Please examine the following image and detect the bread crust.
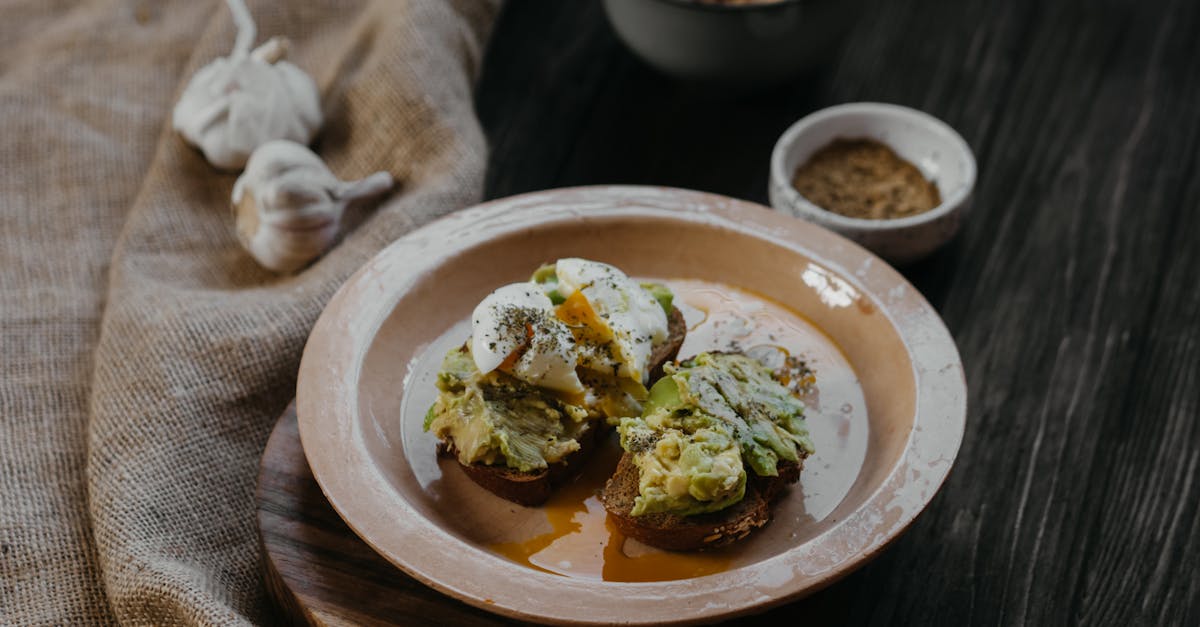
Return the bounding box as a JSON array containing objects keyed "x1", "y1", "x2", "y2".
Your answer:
[
  {"x1": 600, "y1": 453, "x2": 802, "y2": 551},
  {"x1": 449, "y1": 307, "x2": 688, "y2": 506},
  {"x1": 649, "y1": 307, "x2": 687, "y2": 382},
  {"x1": 440, "y1": 418, "x2": 605, "y2": 506}
]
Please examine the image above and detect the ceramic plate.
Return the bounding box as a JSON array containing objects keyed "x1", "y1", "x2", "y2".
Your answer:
[{"x1": 296, "y1": 186, "x2": 966, "y2": 625}]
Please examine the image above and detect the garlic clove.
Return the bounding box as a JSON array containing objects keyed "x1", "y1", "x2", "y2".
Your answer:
[
  {"x1": 252, "y1": 36, "x2": 288, "y2": 64},
  {"x1": 172, "y1": 0, "x2": 322, "y2": 171},
  {"x1": 335, "y1": 171, "x2": 396, "y2": 203},
  {"x1": 233, "y1": 140, "x2": 394, "y2": 274}
]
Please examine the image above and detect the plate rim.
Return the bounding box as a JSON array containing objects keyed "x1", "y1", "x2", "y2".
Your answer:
[{"x1": 296, "y1": 185, "x2": 967, "y2": 625}]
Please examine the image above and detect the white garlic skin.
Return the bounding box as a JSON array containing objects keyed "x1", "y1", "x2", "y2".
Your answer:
[
  {"x1": 173, "y1": 37, "x2": 322, "y2": 170},
  {"x1": 232, "y1": 140, "x2": 394, "y2": 274}
]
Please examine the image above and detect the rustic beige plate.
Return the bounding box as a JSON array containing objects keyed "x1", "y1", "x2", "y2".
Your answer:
[{"x1": 296, "y1": 186, "x2": 966, "y2": 625}]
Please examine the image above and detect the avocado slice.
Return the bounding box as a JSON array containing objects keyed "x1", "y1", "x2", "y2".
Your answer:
[
  {"x1": 530, "y1": 263, "x2": 566, "y2": 304},
  {"x1": 639, "y1": 282, "x2": 674, "y2": 317},
  {"x1": 616, "y1": 352, "x2": 815, "y2": 517}
]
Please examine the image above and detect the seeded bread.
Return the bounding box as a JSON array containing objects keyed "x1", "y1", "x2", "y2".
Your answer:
[
  {"x1": 446, "y1": 307, "x2": 687, "y2": 506},
  {"x1": 600, "y1": 452, "x2": 802, "y2": 551}
]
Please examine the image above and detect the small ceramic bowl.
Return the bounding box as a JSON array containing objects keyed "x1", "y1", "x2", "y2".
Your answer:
[
  {"x1": 602, "y1": 0, "x2": 860, "y2": 87},
  {"x1": 769, "y1": 102, "x2": 977, "y2": 264}
]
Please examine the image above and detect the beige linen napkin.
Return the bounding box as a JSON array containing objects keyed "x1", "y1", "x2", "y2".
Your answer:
[{"x1": 1, "y1": 1, "x2": 497, "y2": 624}]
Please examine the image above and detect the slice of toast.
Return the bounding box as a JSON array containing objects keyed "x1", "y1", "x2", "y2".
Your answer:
[
  {"x1": 442, "y1": 417, "x2": 605, "y2": 506},
  {"x1": 648, "y1": 306, "x2": 687, "y2": 382},
  {"x1": 600, "y1": 452, "x2": 802, "y2": 551},
  {"x1": 446, "y1": 307, "x2": 687, "y2": 506}
]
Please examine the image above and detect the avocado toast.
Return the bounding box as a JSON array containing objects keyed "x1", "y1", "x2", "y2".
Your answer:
[
  {"x1": 600, "y1": 352, "x2": 815, "y2": 550},
  {"x1": 424, "y1": 258, "x2": 687, "y2": 506}
]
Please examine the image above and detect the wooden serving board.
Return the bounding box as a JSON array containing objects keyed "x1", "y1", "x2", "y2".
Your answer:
[{"x1": 255, "y1": 403, "x2": 517, "y2": 626}]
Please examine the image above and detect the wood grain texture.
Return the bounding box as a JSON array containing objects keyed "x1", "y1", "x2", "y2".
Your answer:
[
  {"x1": 259, "y1": 0, "x2": 1200, "y2": 624},
  {"x1": 475, "y1": 0, "x2": 1200, "y2": 625},
  {"x1": 256, "y1": 405, "x2": 518, "y2": 627}
]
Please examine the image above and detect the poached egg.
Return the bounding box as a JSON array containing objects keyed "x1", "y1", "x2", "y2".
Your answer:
[
  {"x1": 553, "y1": 258, "x2": 669, "y2": 385},
  {"x1": 469, "y1": 259, "x2": 670, "y2": 397},
  {"x1": 471, "y1": 283, "x2": 584, "y2": 395}
]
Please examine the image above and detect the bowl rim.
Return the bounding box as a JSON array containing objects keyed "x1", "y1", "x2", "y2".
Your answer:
[
  {"x1": 770, "y1": 102, "x2": 977, "y2": 231},
  {"x1": 643, "y1": 0, "x2": 804, "y2": 13}
]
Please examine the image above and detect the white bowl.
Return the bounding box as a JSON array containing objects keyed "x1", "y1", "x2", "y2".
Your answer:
[
  {"x1": 602, "y1": 0, "x2": 860, "y2": 88},
  {"x1": 769, "y1": 102, "x2": 976, "y2": 264}
]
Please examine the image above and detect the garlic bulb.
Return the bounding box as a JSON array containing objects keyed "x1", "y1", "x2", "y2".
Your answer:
[
  {"x1": 232, "y1": 140, "x2": 394, "y2": 273},
  {"x1": 172, "y1": 0, "x2": 322, "y2": 170}
]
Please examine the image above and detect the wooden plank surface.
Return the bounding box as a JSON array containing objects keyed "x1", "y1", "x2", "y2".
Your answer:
[
  {"x1": 257, "y1": 405, "x2": 519, "y2": 627},
  {"x1": 258, "y1": 0, "x2": 1200, "y2": 625},
  {"x1": 476, "y1": 0, "x2": 1200, "y2": 625}
]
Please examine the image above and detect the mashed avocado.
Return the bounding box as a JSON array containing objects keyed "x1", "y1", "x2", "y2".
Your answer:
[
  {"x1": 620, "y1": 420, "x2": 746, "y2": 516},
  {"x1": 424, "y1": 346, "x2": 591, "y2": 472},
  {"x1": 617, "y1": 352, "x2": 815, "y2": 517},
  {"x1": 427, "y1": 267, "x2": 679, "y2": 473},
  {"x1": 639, "y1": 282, "x2": 674, "y2": 318}
]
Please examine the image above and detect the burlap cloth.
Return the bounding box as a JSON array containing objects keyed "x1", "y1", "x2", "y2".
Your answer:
[{"x1": 0, "y1": 1, "x2": 498, "y2": 623}]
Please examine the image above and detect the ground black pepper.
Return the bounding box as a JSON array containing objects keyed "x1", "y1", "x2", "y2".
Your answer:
[{"x1": 792, "y1": 138, "x2": 941, "y2": 220}]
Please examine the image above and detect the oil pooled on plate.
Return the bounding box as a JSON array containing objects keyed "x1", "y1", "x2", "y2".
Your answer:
[{"x1": 489, "y1": 435, "x2": 734, "y2": 582}]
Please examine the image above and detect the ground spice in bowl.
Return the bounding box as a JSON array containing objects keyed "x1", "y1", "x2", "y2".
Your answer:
[{"x1": 791, "y1": 138, "x2": 941, "y2": 220}]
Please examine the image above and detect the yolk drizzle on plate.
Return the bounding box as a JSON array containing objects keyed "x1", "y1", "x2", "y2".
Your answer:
[{"x1": 488, "y1": 435, "x2": 734, "y2": 582}]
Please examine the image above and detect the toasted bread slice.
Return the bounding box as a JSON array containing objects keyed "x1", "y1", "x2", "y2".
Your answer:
[
  {"x1": 441, "y1": 417, "x2": 605, "y2": 506},
  {"x1": 447, "y1": 307, "x2": 687, "y2": 506},
  {"x1": 600, "y1": 452, "x2": 802, "y2": 551},
  {"x1": 649, "y1": 306, "x2": 687, "y2": 382}
]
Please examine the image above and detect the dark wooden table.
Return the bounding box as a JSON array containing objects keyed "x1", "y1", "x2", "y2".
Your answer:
[{"x1": 473, "y1": 0, "x2": 1200, "y2": 624}]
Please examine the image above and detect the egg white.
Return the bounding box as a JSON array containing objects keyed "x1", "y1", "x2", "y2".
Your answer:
[
  {"x1": 470, "y1": 283, "x2": 584, "y2": 394},
  {"x1": 554, "y1": 258, "x2": 669, "y2": 385}
]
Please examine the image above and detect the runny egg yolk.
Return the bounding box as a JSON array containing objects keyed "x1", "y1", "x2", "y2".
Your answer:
[
  {"x1": 555, "y1": 291, "x2": 611, "y2": 340},
  {"x1": 497, "y1": 323, "x2": 534, "y2": 372},
  {"x1": 554, "y1": 290, "x2": 648, "y2": 400}
]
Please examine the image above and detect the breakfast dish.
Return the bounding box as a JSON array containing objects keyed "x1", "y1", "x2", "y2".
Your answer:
[
  {"x1": 426, "y1": 257, "x2": 819, "y2": 550},
  {"x1": 602, "y1": 352, "x2": 814, "y2": 550},
  {"x1": 424, "y1": 258, "x2": 686, "y2": 505},
  {"x1": 295, "y1": 185, "x2": 967, "y2": 624}
]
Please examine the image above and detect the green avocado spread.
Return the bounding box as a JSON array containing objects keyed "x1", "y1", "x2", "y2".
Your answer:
[
  {"x1": 424, "y1": 345, "x2": 590, "y2": 472},
  {"x1": 425, "y1": 268, "x2": 678, "y2": 473},
  {"x1": 616, "y1": 352, "x2": 815, "y2": 517}
]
